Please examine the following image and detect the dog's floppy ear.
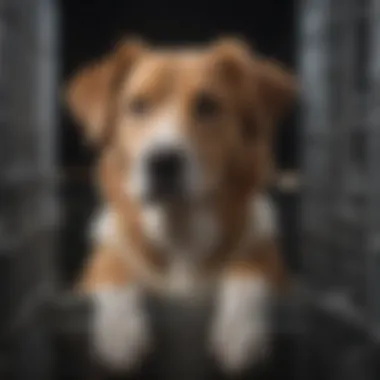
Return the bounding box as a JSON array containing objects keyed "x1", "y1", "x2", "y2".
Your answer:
[
  {"x1": 253, "y1": 57, "x2": 296, "y2": 122},
  {"x1": 65, "y1": 38, "x2": 145, "y2": 146},
  {"x1": 211, "y1": 37, "x2": 253, "y2": 92},
  {"x1": 212, "y1": 37, "x2": 296, "y2": 123},
  {"x1": 212, "y1": 37, "x2": 297, "y2": 191}
]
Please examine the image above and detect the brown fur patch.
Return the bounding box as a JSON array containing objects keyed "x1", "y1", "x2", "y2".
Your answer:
[
  {"x1": 77, "y1": 244, "x2": 133, "y2": 292},
  {"x1": 222, "y1": 239, "x2": 289, "y2": 292}
]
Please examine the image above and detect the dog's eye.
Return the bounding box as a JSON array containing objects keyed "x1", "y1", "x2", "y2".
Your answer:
[
  {"x1": 128, "y1": 97, "x2": 150, "y2": 116},
  {"x1": 193, "y1": 92, "x2": 221, "y2": 119}
]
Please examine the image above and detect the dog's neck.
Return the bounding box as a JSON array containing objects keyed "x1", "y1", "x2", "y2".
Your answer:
[{"x1": 138, "y1": 201, "x2": 220, "y2": 261}]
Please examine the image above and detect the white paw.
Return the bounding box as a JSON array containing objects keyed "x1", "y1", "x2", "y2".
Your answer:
[
  {"x1": 90, "y1": 286, "x2": 151, "y2": 372},
  {"x1": 210, "y1": 276, "x2": 272, "y2": 374}
]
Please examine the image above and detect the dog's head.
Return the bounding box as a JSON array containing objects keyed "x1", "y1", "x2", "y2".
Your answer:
[{"x1": 66, "y1": 37, "x2": 296, "y2": 206}]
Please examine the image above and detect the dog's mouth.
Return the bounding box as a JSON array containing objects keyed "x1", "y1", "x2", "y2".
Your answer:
[
  {"x1": 144, "y1": 187, "x2": 187, "y2": 205},
  {"x1": 141, "y1": 174, "x2": 218, "y2": 209},
  {"x1": 143, "y1": 185, "x2": 214, "y2": 208}
]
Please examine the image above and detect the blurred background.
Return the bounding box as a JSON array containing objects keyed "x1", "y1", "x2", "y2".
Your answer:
[{"x1": 0, "y1": 0, "x2": 379, "y2": 379}]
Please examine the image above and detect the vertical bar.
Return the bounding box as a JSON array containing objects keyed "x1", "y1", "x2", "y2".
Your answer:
[
  {"x1": 0, "y1": 2, "x2": 12, "y2": 377},
  {"x1": 329, "y1": 0, "x2": 357, "y2": 294},
  {"x1": 299, "y1": 0, "x2": 333, "y2": 290},
  {"x1": 298, "y1": 1, "x2": 332, "y2": 379},
  {"x1": 366, "y1": 0, "x2": 380, "y2": 335},
  {"x1": 3, "y1": 0, "x2": 59, "y2": 379}
]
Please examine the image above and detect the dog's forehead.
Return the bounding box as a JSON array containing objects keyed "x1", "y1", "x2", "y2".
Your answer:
[{"x1": 125, "y1": 49, "x2": 217, "y2": 93}]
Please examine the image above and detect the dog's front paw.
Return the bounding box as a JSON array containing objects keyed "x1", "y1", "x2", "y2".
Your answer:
[
  {"x1": 91, "y1": 286, "x2": 151, "y2": 372},
  {"x1": 210, "y1": 308, "x2": 270, "y2": 374},
  {"x1": 210, "y1": 276, "x2": 272, "y2": 374}
]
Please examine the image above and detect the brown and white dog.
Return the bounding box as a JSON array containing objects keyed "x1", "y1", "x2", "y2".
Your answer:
[{"x1": 65, "y1": 36, "x2": 296, "y2": 374}]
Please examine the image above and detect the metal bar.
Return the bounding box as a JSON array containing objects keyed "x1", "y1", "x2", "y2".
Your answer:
[
  {"x1": 366, "y1": 0, "x2": 380, "y2": 333},
  {"x1": 298, "y1": 2, "x2": 334, "y2": 379},
  {"x1": 327, "y1": 0, "x2": 357, "y2": 292},
  {"x1": 299, "y1": 0, "x2": 334, "y2": 290}
]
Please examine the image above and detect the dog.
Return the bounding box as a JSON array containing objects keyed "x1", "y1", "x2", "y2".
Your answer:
[{"x1": 65, "y1": 36, "x2": 296, "y2": 375}]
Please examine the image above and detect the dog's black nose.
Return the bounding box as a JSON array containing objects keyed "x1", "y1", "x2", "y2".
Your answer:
[
  {"x1": 146, "y1": 148, "x2": 186, "y2": 200},
  {"x1": 148, "y1": 149, "x2": 184, "y2": 179}
]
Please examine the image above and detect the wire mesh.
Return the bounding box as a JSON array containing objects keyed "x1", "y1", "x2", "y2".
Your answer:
[
  {"x1": 299, "y1": 0, "x2": 380, "y2": 352},
  {"x1": 0, "y1": 0, "x2": 59, "y2": 378}
]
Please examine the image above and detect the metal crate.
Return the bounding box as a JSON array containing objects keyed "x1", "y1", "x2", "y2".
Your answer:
[
  {"x1": 299, "y1": 0, "x2": 380, "y2": 378},
  {"x1": 2, "y1": 0, "x2": 380, "y2": 379}
]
